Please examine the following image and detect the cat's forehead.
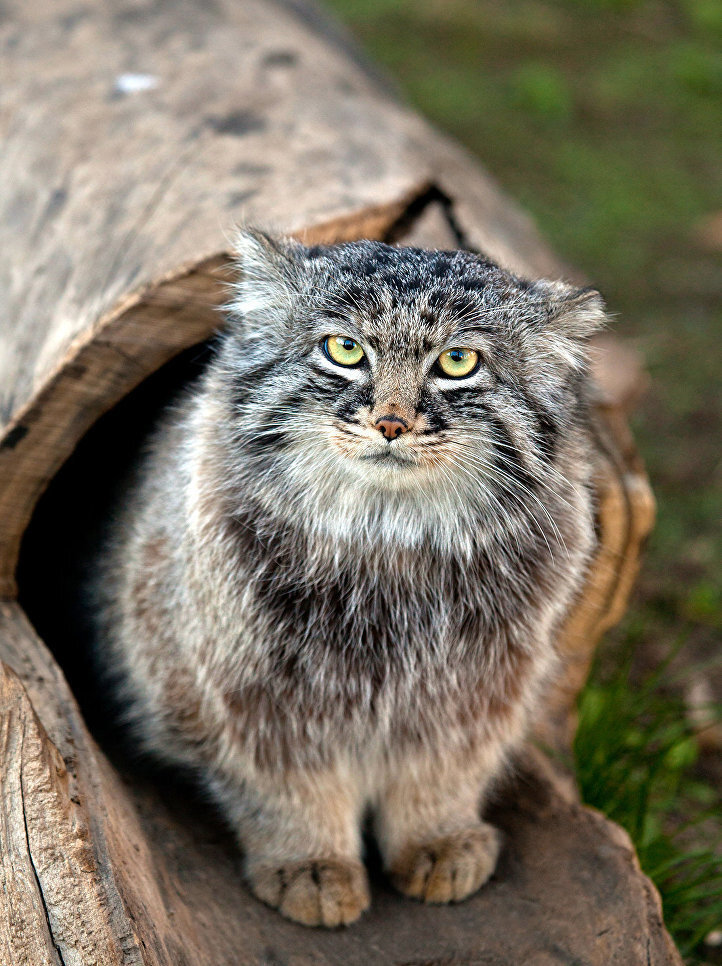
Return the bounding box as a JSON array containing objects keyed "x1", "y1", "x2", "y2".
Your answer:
[{"x1": 301, "y1": 242, "x2": 526, "y2": 342}]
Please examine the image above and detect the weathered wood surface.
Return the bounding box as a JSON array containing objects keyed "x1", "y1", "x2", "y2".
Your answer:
[{"x1": 0, "y1": 0, "x2": 666, "y2": 961}]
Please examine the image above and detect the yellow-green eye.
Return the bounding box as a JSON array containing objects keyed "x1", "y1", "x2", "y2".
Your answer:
[
  {"x1": 323, "y1": 335, "x2": 365, "y2": 367},
  {"x1": 437, "y1": 347, "x2": 479, "y2": 378}
]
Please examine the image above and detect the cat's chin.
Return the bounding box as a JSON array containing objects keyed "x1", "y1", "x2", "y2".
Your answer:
[
  {"x1": 358, "y1": 447, "x2": 417, "y2": 468},
  {"x1": 345, "y1": 449, "x2": 446, "y2": 497}
]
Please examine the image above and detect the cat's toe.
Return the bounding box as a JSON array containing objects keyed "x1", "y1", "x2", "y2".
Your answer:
[
  {"x1": 248, "y1": 858, "x2": 370, "y2": 927},
  {"x1": 390, "y1": 822, "x2": 501, "y2": 904}
]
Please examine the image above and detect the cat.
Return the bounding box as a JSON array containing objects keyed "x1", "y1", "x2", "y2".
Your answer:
[{"x1": 91, "y1": 229, "x2": 603, "y2": 927}]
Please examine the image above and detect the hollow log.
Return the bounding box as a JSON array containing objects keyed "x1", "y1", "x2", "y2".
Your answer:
[{"x1": 0, "y1": 0, "x2": 668, "y2": 962}]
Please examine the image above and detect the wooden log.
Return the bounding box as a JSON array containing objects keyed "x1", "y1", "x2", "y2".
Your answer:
[{"x1": 0, "y1": 0, "x2": 665, "y2": 961}]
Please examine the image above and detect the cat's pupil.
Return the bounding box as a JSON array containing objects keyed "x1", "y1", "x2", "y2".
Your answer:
[
  {"x1": 450, "y1": 350, "x2": 464, "y2": 362},
  {"x1": 342, "y1": 339, "x2": 355, "y2": 351}
]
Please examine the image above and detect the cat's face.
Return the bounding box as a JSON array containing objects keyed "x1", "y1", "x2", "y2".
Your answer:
[
  {"x1": 294, "y1": 296, "x2": 518, "y2": 488},
  {"x1": 221, "y1": 231, "x2": 603, "y2": 537}
]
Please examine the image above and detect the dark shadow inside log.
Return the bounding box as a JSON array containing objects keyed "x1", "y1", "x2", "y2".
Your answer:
[{"x1": 18, "y1": 339, "x2": 214, "y2": 750}]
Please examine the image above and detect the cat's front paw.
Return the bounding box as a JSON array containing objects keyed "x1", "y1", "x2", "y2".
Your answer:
[
  {"x1": 247, "y1": 858, "x2": 370, "y2": 927},
  {"x1": 389, "y1": 822, "x2": 501, "y2": 904}
]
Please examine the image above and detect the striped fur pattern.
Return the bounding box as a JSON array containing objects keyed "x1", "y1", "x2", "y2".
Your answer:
[{"x1": 92, "y1": 231, "x2": 604, "y2": 926}]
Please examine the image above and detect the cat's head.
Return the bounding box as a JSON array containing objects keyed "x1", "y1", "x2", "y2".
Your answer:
[{"x1": 219, "y1": 229, "x2": 604, "y2": 544}]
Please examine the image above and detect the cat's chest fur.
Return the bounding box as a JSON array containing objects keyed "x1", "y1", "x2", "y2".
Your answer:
[
  {"x1": 223, "y1": 503, "x2": 537, "y2": 668},
  {"x1": 196, "y1": 507, "x2": 553, "y2": 769}
]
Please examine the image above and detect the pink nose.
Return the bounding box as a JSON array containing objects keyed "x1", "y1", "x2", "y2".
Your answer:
[{"x1": 375, "y1": 416, "x2": 409, "y2": 439}]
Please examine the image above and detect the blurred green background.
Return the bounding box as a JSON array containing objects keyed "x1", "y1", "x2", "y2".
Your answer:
[{"x1": 322, "y1": 0, "x2": 722, "y2": 959}]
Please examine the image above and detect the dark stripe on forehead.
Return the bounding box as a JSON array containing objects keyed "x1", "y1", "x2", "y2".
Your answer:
[
  {"x1": 326, "y1": 283, "x2": 373, "y2": 314},
  {"x1": 443, "y1": 294, "x2": 485, "y2": 323}
]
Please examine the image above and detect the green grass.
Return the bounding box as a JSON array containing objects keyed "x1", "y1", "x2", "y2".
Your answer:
[
  {"x1": 575, "y1": 640, "x2": 722, "y2": 960},
  {"x1": 322, "y1": 0, "x2": 722, "y2": 959}
]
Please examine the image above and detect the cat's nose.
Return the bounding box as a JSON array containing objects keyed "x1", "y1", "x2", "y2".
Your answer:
[{"x1": 375, "y1": 415, "x2": 409, "y2": 439}]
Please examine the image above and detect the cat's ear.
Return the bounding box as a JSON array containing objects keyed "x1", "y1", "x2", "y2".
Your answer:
[
  {"x1": 527, "y1": 281, "x2": 607, "y2": 371},
  {"x1": 227, "y1": 228, "x2": 301, "y2": 328}
]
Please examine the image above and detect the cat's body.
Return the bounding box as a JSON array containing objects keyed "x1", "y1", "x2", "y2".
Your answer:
[{"x1": 92, "y1": 232, "x2": 603, "y2": 926}]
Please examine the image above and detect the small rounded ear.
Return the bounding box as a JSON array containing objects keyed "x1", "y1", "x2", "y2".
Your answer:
[
  {"x1": 525, "y1": 280, "x2": 607, "y2": 373},
  {"x1": 227, "y1": 227, "x2": 301, "y2": 326},
  {"x1": 536, "y1": 280, "x2": 607, "y2": 340},
  {"x1": 546, "y1": 282, "x2": 607, "y2": 340}
]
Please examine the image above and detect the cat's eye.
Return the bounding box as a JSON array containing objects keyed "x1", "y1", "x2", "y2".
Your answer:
[
  {"x1": 323, "y1": 335, "x2": 365, "y2": 367},
  {"x1": 436, "y1": 347, "x2": 479, "y2": 379}
]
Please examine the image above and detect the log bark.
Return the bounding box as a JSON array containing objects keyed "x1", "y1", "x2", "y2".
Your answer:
[{"x1": 0, "y1": 0, "x2": 667, "y2": 961}]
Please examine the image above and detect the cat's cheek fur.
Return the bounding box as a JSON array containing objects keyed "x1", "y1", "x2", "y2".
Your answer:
[{"x1": 89, "y1": 237, "x2": 601, "y2": 927}]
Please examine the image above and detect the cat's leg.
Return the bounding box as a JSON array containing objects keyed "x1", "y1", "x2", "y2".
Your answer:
[
  {"x1": 375, "y1": 743, "x2": 504, "y2": 904},
  {"x1": 212, "y1": 763, "x2": 370, "y2": 927}
]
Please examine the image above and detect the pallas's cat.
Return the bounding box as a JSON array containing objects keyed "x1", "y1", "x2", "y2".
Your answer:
[{"x1": 92, "y1": 231, "x2": 603, "y2": 926}]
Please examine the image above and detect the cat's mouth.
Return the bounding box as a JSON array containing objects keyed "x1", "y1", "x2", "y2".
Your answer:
[
  {"x1": 329, "y1": 421, "x2": 421, "y2": 469},
  {"x1": 359, "y1": 446, "x2": 417, "y2": 467}
]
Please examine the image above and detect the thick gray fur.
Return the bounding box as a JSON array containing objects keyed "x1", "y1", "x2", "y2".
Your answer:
[{"x1": 90, "y1": 231, "x2": 604, "y2": 926}]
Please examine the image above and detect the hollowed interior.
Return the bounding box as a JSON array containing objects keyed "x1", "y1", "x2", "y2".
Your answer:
[{"x1": 17, "y1": 340, "x2": 214, "y2": 751}]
